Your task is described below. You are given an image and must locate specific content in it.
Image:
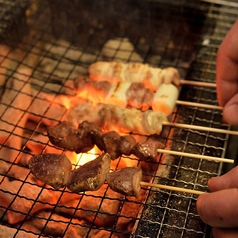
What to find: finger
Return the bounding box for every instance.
[222,94,238,125]
[208,166,238,192]
[196,188,238,227]
[213,227,238,238]
[216,20,238,107]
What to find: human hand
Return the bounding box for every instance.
[216,20,238,125]
[196,166,238,237]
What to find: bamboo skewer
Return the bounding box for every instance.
[140,181,205,195]
[157,148,234,164]
[180,79,216,88]
[162,121,238,136]
[176,100,223,110]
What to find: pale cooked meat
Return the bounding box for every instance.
[47,121,94,153]
[142,110,166,135]
[66,153,111,192]
[106,167,142,198]
[67,99,168,136]
[28,153,72,189]
[107,81,132,108]
[119,135,137,156]
[70,75,179,116]
[88,61,181,90]
[132,137,164,161]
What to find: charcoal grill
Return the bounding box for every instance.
[0,0,238,237]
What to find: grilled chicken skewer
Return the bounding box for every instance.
[67,76,221,116]
[48,121,164,161]
[67,99,167,136]
[67,98,238,137]
[89,61,217,89]
[48,121,234,164]
[88,61,181,91]
[70,76,178,116]
[28,155,205,197]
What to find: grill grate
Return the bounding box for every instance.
[0,0,238,238]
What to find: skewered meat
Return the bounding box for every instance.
[88,61,181,91]
[67,99,167,135]
[47,121,94,153]
[73,77,153,110]
[71,76,178,115]
[99,131,122,160]
[126,82,154,111]
[132,137,165,161]
[106,167,142,198]
[77,120,103,148]
[28,154,72,189]
[48,121,164,161]
[66,153,111,192]
[74,76,117,103]
[119,135,137,156]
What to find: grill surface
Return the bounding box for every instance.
[0,0,238,237]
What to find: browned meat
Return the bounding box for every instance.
[78,120,103,149]
[126,82,154,111]
[99,131,122,160]
[74,76,112,95]
[119,135,137,155]
[47,121,94,153]
[106,167,142,198]
[132,137,164,161]
[48,121,165,161]
[66,153,111,192]
[28,153,72,189]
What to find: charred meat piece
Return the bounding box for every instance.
[47,121,165,161]
[106,167,142,198]
[66,153,111,192]
[132,137,164,161]
[48,121,94,153]
[99,131,122,160]
[78,120,103,149]
[28,153,72,189]
[119,135,137,155]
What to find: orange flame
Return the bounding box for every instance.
[60,96,71,109]
[72,146,99,168]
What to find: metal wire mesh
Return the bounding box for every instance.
[0,0,237,237]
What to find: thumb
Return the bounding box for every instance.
[208,166,238,192]
[223,94,238,125]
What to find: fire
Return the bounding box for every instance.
[72,146,99,168]
[60,95,71,109]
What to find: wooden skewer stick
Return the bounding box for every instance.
[176,100,223,110]
[162,121,238,136]
[180,79,216,88]
[157,148,234,164]
[140,181,205,195]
